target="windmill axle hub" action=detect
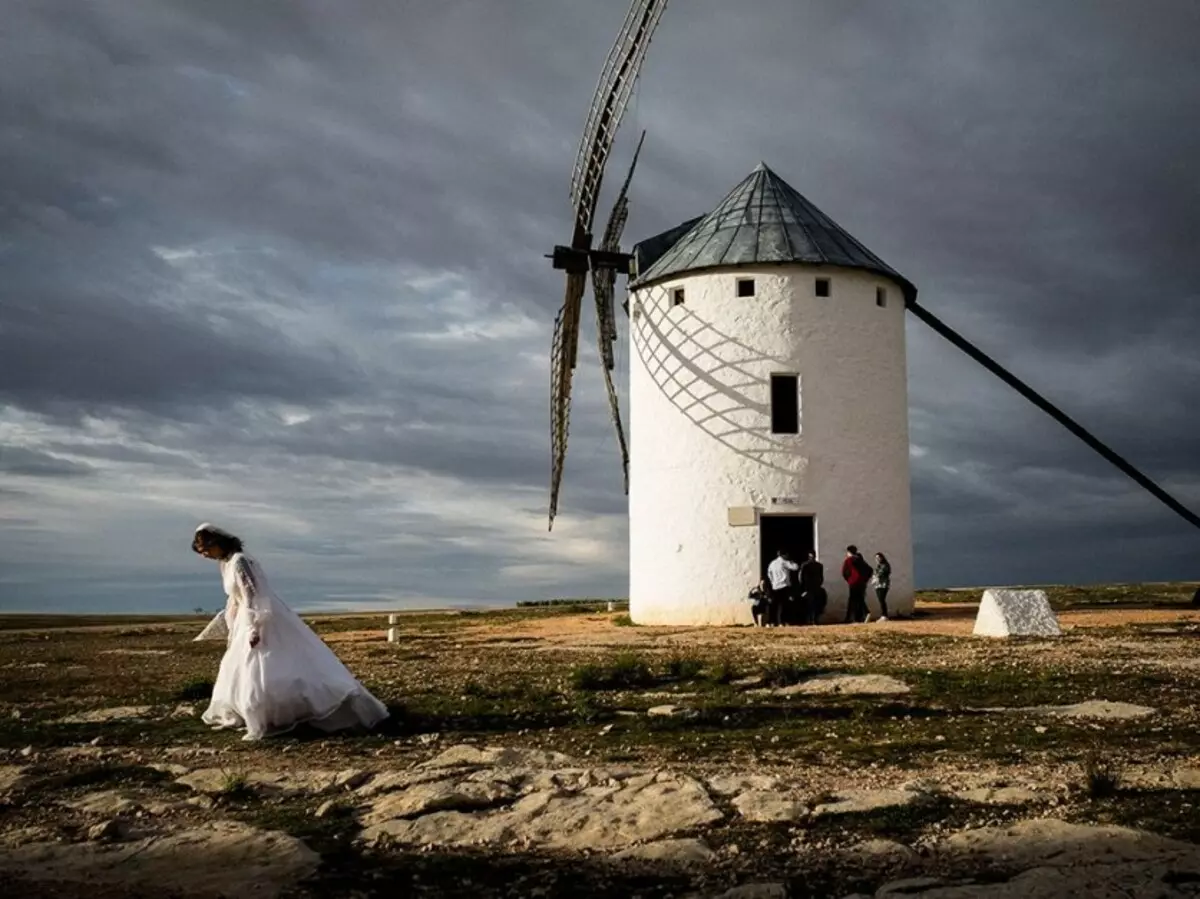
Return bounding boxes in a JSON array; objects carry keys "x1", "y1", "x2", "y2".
[{"x1": 550, "y1": 245, "x2": 633, "y2": 276}]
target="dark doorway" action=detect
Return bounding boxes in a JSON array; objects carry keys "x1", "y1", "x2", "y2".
[{"x1": 759, "y1": 514, "x2": 816, "y2": 581}]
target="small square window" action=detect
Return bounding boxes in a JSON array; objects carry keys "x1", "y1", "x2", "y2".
[
  {"x1": 671, "y1": 287, "x2": 685, "y2": 307},
  {"x1": 737, "y1": 278, "x2": 755, "y2": 298},
  {"x1": 815, "y1": 278, "x2": 831, "y2": 298},
  {"x1": 876, "y1": 287, "x2": 887, "y2": 308}
]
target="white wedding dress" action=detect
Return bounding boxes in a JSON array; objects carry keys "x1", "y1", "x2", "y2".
[{"x1": 201, "y1": 552, "x2": 388, "y2": 740}]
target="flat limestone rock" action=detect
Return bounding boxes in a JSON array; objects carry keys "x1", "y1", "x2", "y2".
[
  {"x1": 0, "y1": 765, "x2": 32, "y2": 795},
  {"x1": 973, "y1": 590, "x2": 1061, "y2": 638},
  {"x1": 750, "y1": 674, "x2": 910, "y2": 697},
  {"x1": 61, "y1": 789, "x2": 194, "y2": 817},
  {"x1": 732, "y1": 790, "x2": 808, "y2": 823},
  {"x1": 812, "y1": 789, "x2": 920, "y2": 817},
  {"x1": 177, "y1": 768, "x2": 366, "y2": 797},
  {"x1": 420, "y1": 745, "x2": 574, "y2": 771},
  {"x1": 54, "y1": 706, "x2": 156, "y2": 725},
  {"x1": 363, "y1": 773, "x2": 722, "y2": 851},
  {"x1": 939, "y1": 819, "x2": 1197, "y2": 869},
  {"x1": 845, "y1": 838, "x2": 920, "y2": 867},
  {"x1": 707, "y1": 773, "x2": 781, "y2": 796},
  {"x1": 956, "y1": 787, "x2": 1046, "y2": 806},
  {"x1": 0, "y1": 820, "x2": 318, "y2": 899},
  {"x1": 100, "y1": 649, "x2": 172, "y2": 656},
  {"x1": 1038, "y1": 700, "x2": 1155, "y2": 720},
  {"x1": 361, "y1": 778, "x2": 516, "y2": 826},
  {"x1": 610, "y1": 837, "x2": 716, "y2": 866}
]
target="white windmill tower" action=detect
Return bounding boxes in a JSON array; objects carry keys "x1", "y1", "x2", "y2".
[{"x1": 626, "y1": 164, "x2": 918, "y2": 624}]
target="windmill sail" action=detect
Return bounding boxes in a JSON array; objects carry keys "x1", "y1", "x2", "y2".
[
  {"x1": 589, "y1": 131, "x2": 645, "y2": 496},
  {"x1": 570, "y1": 1, "x2": 669, "y2": 235},
  {"x1": 549, "y1": 273, "x2": 588, "y2": 530},
  {"x1": 549, "y1": 0, "x2": 669, "y2": 530}
]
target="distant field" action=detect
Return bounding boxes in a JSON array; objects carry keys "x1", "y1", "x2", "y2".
[{"x1": 0, "y1": 583, "x2": 1191, "y2": 632}]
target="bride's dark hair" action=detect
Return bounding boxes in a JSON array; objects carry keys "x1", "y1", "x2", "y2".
[{"x1": 192, "y1": 526, "x2": 244, "y2": 559}]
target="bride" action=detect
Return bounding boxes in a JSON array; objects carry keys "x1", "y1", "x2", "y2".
[{"x1": 192, "y1": 523, "x2": 388, "y2": 741}]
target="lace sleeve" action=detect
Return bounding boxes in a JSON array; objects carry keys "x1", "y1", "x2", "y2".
[{"x1": 232, "y1": 556, "x2": 272, "y2": 632}]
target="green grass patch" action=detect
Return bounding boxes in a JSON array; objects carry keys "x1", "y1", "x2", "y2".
[{"x1": 571, "y1": 653, "x2": 656, "y2": 691}]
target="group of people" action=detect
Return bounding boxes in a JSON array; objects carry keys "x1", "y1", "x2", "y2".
[{"x1": 749, "y1": 544, "x2": 892, "y2": 627}]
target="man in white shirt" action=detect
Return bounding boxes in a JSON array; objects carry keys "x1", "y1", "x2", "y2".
[{"x1": 765, "y1": 550, "x2": 799, "y2": 627}]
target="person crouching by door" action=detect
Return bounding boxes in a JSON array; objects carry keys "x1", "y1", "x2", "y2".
[
  {"x1": 766, "y1": 550, "x2": 799, "y2": 628},
  {"x1": 747, "y1": 579, "x2": 770, "y2": 626},
  {"x1": 842, "y1": 545, "x2": 873, "y2": 624}
]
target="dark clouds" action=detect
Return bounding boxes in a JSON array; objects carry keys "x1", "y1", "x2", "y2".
[{"x1": 1, "y1": 0, "x2": 1198, "y2": 612}]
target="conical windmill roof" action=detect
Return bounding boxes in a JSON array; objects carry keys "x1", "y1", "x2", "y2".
[{"x1": 632, "y1": 162, "x2": 916, "y2": 302}]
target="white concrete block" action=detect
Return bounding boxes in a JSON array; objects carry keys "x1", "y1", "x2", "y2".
[
  {"x1": 973, "y1": 589, "x2": 1061, "y2": 638},
  {"x1": 193, "y1": 612, "x2": 228, "y2": 642}
]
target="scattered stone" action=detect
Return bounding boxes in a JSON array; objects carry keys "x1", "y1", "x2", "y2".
[
  {"x1": 416, "y1": 733, "x2": 440, "y2": 746},
  {"x1": 314, "y1": 799, "x2": 344, "y2": 819},
  {"x1": 86, "y1": 819, "x2": 131, "y2": 843},
  {"x1": 812, "y1": 789, "x2": 920, "y2": 817},
  {"x1": 731, "y1": 675, "x2": 763, "y2": 687},
  {"x1": 19, "y1": 746, "x2": 33, "y2": 759},
  {"x1": 9, "y1": 709, "x2": 21, "y2": 720},
  {"x1": 648, "y1": 704, "x2": 697, "y2": 718},
  {"x1": 0, "y1": 821, "x2": 318, "y2": 899},
  {"x1": 732, "y1": 790, "x2": 808, "y2": 823},
  {"x1": 611, "y1": 837, "x2": 716, "y2": 866}
]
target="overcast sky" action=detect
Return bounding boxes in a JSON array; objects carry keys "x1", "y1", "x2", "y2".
[{"x1": 2, "y1": 0, "x2": 1198, "y2": 614}]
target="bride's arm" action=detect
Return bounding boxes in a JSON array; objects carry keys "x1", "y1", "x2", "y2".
[{"x1": 232, "y1": 557, "x2": 271, "y2": 648}]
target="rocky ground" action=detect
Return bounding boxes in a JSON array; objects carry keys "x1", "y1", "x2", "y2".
[{"x1": 1, "y1": 583, "x2": 1198, "y2": 897}]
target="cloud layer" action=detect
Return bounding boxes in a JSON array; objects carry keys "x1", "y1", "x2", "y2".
[{"x1": 2, "y1": 0, "x2": 1198, "y2": 612}]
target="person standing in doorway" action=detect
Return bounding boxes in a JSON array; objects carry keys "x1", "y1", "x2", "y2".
[
  {"x1": 766, "y1": 550, "x2": 799, "y2": 627},
  {"x1": 872, "y1": 552, "x2": 892, "y2": 622},
  {"x1": 841, "y1": 545, "x2": 872, "y2": 624},
  {"x1": 799, "y1": 551, "x2": 825, "y2": 625}
]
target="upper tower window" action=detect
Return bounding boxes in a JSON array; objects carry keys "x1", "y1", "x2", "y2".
[
  {"x1": 876, "y1": 287, "x2": 888, "y2": 308},
  {"x1": 815, "y1": 277, "x2": 831, "y2": 298},
  {"x1": 737, "y1": 278, "x2": 756, "y2": 298},
  {"x1": 672, "y1": 287, "x2": 685, "y2": 307},
  {"x1": 769, "y1": 373, "x2": 800, "y2": 434}
]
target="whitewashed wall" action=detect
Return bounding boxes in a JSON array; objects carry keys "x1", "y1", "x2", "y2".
[{"x1": 627, "y1": 265, "x2": 913, "y2": 625}]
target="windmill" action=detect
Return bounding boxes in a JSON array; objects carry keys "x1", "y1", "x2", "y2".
[
  {"x1": 546, "y1": 0, "x2": 1200, "y2": 546},
  {"x1": 547, "y1": 0, "x2": 669, "y2": 531}
]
